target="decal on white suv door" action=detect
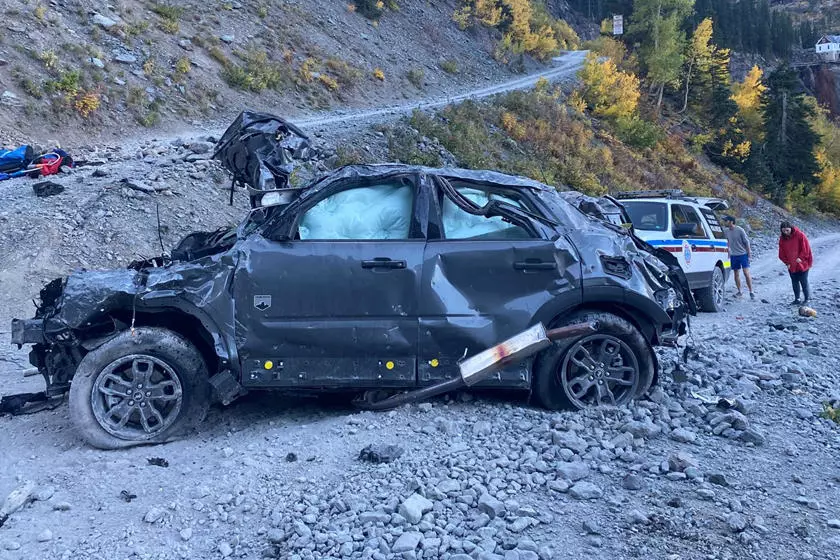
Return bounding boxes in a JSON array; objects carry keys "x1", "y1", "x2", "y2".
[{"x1": 682, "y1": 240, "x2": 693, "y2": 267}]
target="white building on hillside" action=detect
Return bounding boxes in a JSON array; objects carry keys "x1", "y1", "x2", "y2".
[{"x1": 816, "y1": 35, "x2": 840, "y2": 61}]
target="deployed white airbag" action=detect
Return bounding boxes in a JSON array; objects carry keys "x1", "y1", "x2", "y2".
[
  {"x1": 442, "y1": 187, "x2": 527, "y2": 240},
  {"x1": 298, "y1": 182, "x2": 412, "y2": 240}
]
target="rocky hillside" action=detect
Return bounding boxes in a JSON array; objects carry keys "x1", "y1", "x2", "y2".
[
  {"x1": 773, "y1": 0, "x2": 838, "y2": 25},
  {"x1": 0, "y1": 0, "x2": 576, "y2": 147}
]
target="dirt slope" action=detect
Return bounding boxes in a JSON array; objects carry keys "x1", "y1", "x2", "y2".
[{"x1": 0, "y1": 0, "x2": 574, "y2": 147}]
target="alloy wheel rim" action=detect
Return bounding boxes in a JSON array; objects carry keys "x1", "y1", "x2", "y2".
[
  {"x1": 91, "y1": 354, "x2": 183, "y2": 440},
  {"x1": 713, "y1": 268, "x2": 724, "y2": 307},
  {"x1": 558, "y1": 334, "x2": 639, "y2": 408}
]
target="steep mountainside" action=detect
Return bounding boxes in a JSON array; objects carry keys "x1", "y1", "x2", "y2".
[{"x1": 0, "y1": 0, "x2": 573, "y2": 146}]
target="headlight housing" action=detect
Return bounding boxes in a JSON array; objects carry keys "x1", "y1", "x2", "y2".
[{"x1": 655, "y1": 287, "x2": 679, "y2": 311}]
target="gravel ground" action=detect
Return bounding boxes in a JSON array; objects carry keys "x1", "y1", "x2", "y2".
[{"x1": 1, "y1": 231, "x2": 839, "y2": 560}]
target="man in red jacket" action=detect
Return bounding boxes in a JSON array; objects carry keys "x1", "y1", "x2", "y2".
[{"x1": 778, "y1": 221, "x2": 813, "y2": 305}]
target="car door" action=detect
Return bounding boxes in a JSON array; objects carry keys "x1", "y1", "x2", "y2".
[
  {"x1": 696, "y1": 205, "x2": 730, "y2": 268},
  {"x1": 231, "y1": 172, "x2": 425, "y2": 388},
  {"x1": 417, "y1": 176, "x2": 581, "y2": 388},
  {"x1": 670, "y1": 203, "x2": 716, "y2": 289}
]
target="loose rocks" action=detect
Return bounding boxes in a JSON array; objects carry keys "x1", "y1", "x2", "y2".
[
  {"x1": 392, "y1": 531, "x2": 422, "y2": 553},
  {"x1": 569, "y1": 482, "x2": 603, "y2": 500},
  {"x1": 399, "y1": 493, "x2": 433, "y2": 524}
]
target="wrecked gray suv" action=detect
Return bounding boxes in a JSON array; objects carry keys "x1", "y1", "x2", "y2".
[{"x1": 10, "y1": 112, "x2": 694, "y2": 449}]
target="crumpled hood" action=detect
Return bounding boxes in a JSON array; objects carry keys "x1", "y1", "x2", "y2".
[{"x1": 49, "y1": 252, "x2": 236, "y2": 330}]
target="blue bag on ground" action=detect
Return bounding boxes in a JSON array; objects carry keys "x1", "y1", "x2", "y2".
[{"x1": 0, "y1": 146, "x2": 34, "y2": 174}]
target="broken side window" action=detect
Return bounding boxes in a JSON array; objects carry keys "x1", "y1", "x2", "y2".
[
  {"x1": 671, "y1": 204, "x2": 708, "y2": 240},
  {"x1": 297, "y1": 179, "x2": 414, "y2": 240},
  {"x1": 439, "y1": 184, "x2": 534, "y2": 241}
]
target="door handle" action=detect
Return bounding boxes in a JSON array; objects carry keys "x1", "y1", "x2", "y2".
[
  {"x1": 362, "y1": 258, "x2": 406, "y2": 269},
  {"x1": 513, "y1": 260, "x2": 556, "y2": 271}
]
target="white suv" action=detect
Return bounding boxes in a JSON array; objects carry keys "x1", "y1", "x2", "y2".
[{"x1": 614, "y1": 190, "x2": 731, "y2": 312}]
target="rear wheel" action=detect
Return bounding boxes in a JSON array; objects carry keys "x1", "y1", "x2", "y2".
[
  {"x1": 533, "y1": 311, "x2": 655, "y2": 410},
  {"x1": 696, "y1": 265, "x2": 724, "y2": 312},
  {"x1": 69, "y1": 327, "x2": 210, "y2": 449}
]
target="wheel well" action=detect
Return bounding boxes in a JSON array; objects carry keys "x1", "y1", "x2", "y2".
[
  {"x1": 109, "y1": 310, "x2": 220, "y2": 377},
  {"x1": 548, "y1": 303, "x2": 656, "y2": 344},
  {"x1": 546, "y1": 304, "x2": 660, "y2": 389}
]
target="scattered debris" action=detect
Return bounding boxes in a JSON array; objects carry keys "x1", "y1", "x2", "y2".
[
  {"x1": 120, "y1": 490, "x2": 137, "y2": 503},
  {"x1": 358, "y1": 444, "x2": 404, "y2": 464},
  {"x1": 799, "y1": 305, "x2": 817, "y2": 317},
  {"x1": 147, "y1": 457, "x2": 169, "y2": 468},
  {"x1": 32, "y1": 181, "x2": 64, "y2": 197},
  {"x1": 285, "y1": 452, "x2": 297, "y2": 463},
  {"x1": 143, "y1": 507, "x2": 165, "y2": 523},
  {"x1": 0, "y1": 146, "x2": 73, "y2": 181},
  {"x1": 0, "y1": 391, "x2": 62, "y2": 416}
]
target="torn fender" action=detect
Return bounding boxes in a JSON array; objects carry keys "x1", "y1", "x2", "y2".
[{"x1": 15, "y1": 255, "x2": 240, "y2": 373}]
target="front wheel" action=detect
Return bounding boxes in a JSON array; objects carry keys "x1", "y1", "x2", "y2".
[
  {"x1": 533, "y1": 311, "x2": 655, "y2": 410},
  {"x1": 696, "y1": 265, "x2": 724, "y2": 312},
  {"x1": 69, "y1": 327, "x2": 210, "y2": 449}
]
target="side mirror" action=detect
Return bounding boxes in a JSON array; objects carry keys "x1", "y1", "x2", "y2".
[{"x1": 673, "y1": 223, "x2": 696, "y2": 238}]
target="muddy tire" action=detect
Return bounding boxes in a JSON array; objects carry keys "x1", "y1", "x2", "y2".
[
  {"x1": 69, "y1": 327, "x2": 210, "y2": 450},
  {"x1": 533, "y1": 311, "x2": 655, "y2": 410},
  {"x1": 696, "y1": 265, "x2": 725, "y2": 312}
]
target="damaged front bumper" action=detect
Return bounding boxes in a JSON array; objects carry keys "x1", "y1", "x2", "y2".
[
  {"x1": 11, "y1": 318, "x2": 46, "y2": 345},
  {"x1": 9, "y1": 316, "x2": 82, "y2": 398}
]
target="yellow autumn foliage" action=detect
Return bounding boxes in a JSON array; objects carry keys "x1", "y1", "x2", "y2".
[
  {"x1": 577, "y1": 52, "x2": 640, "y2": 120},
  {"x1": 731, "y1": 65, "x2": 766, "y2": 142},
  {"x1": 453, "y1": 0, "x2": 578, "y2": 60},
  {"x1": 808, "y1": 97, "x2": 840, "y2": 213},
  {"x1": 500, "y1": 111, "x2": 527, "y2": 139}
]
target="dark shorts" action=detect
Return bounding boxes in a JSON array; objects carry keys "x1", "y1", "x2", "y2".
[{"x1": 731, "y1": 254, "x2": 750, "y2": 270}]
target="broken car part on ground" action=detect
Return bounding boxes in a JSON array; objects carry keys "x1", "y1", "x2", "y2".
[{"x1": 9, "y1": 111, "x2": 695, "y2": 449}]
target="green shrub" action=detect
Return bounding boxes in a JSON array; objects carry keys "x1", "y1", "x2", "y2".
[
  {"x1": 614, "y1": 116, "x2": 662, "y2": 149},
  {"x1": 45, "y1": 70, "x2": 81, "y2": 96},
  {"x1": 221, "y1": 48, "x2": 287, "y2": 92},
  {"x1": 353, "y1": 0, "x2": 386, "y2": 20},
  {"x1": 440, "y1": 59, "x2": 458, "y2": 74},
  {"x1": 406, "y1": 68, "x2": 424, "y2": 88},
  {"x1": 325, "y1": 58, "x2": 362, "y2": 87},
  {"x1": 151, "y1": 3, "x2": 183, "y2": 33},
  {"x1": 386, "y1": 126, "x2": 444, "y2": 166},
  {"x1": 821, "y1": 402, "x2": 840, "y2": 424}
]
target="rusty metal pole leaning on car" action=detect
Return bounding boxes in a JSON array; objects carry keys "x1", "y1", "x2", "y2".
[{"x1": 357, "y1": 321, "x2": 598, "y2": 411}]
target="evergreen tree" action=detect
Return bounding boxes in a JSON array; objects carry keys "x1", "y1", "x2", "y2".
[
  {"x1": 702, "y1": 46, "x2": 751, "y2": 171},
  {"x1": 756, "y1": 0, "x2": 771, "y2": 57},
  {"x1": 761, "y1": 65, "x2": 821, "y2": 204}
]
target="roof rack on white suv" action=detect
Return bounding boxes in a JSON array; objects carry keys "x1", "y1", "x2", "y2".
[{"x1": 615, "y1": 190, "x2": 729, "y2": 211}]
